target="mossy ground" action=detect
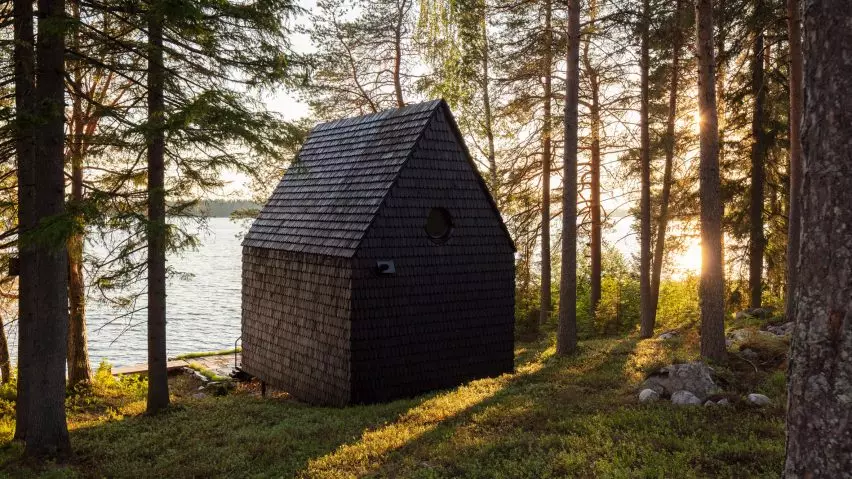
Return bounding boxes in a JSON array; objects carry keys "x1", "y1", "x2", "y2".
[{"x1": 0, "y1": 332, "x2": 786, "y2": 478}]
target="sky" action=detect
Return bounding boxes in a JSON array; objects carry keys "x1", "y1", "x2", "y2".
[{"x1": 216, "y1": 0, "x2": 703, "y2": 276}]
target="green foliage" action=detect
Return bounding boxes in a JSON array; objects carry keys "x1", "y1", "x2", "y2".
[{"x1": 655, "y1": 274, "x2": 700, "y2": 331}]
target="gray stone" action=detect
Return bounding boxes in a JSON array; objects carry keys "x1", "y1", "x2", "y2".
[
  {"x1": 671, "y1": 390, "x2": 702, "y2": 406},
  {"x1": 639, "y1": 389, "x2": 660, "y2": 403},
  {"x1": 641, "y1": 362, "x2": 720, "y2": 401},
  {"x1": 717, "y1": 398, "x2": 731, "y2": 406},
  {"x1": 704, "y1": 400, "x2": 716, "y2": 407},
  {"x1": 740, "y1": 348, "x2": 758, "y2": 359},
  {"x1": 658, "y1": 330, "x2": 678, "y2": 340},
  {"x1": 766, "y1": 321, "x2": 794, "y2": 336},
  {"x1": 192, "y1": 392, "x2": 206, "y2": 399},
  {"x1": 747, "y1": 393, "x2": 771, "y2": 406}
]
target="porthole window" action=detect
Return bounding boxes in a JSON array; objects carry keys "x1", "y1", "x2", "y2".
[{"x1": 425, "y1": 208, "x2": 453, "y2": 243}]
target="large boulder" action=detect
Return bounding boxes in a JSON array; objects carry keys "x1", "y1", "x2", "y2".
[
  {"x1": 638, "y1": 388, "x2": 660, "y2": 403},
  {"x1": 641, "y1": 362, "x2": 720, "y2": 401}
]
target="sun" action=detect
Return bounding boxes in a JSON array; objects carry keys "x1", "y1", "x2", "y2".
[{"x1": 671, "y1": 238, "x2": 702, "y2": 278}]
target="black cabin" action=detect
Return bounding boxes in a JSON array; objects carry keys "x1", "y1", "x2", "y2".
[{"x1": 241, "y1": 100, "x2": 515, "y2": 405}]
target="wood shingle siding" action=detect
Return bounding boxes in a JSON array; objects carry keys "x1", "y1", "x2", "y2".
[{"x1": 242, "y1": 100, "x2": 515, "y2": 405}]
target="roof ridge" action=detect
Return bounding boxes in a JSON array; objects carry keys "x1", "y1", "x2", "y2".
[{"x1": 312, "y1": 99, "x2": 443, "y2": 133}]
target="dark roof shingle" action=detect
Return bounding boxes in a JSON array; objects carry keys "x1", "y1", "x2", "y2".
[{"x1": 243, "y1": 100, "x2": 442, "y2": 256}]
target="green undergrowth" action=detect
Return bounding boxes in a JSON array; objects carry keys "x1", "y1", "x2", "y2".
[{"x1": 0, "y1": 333, "x2": 785, "y2": 478}]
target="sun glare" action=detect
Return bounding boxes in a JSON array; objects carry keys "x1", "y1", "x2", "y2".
[{"x1": 672, "y1": 238, "x2": 702, "y2": 278}]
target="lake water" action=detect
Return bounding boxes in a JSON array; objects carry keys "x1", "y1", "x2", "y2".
[
  {"x1": 7, "y1": 217, "x2": 245, "y2": 368},
  {"x1": 87, "y1": 217, "x2": 244, "y2": 367}
]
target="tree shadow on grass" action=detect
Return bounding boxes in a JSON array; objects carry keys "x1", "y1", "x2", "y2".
[{"x1": 300, "y1": 336, "x2": 784, "y2": 478}]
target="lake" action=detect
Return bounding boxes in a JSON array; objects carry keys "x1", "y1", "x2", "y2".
[{"x1": 5, "y1": 217, "x2": 245, "y2": 368}]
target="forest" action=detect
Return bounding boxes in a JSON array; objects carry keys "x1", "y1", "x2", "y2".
[{"x1": 0, "y1": 0, "x2": 850, "y2": 477}]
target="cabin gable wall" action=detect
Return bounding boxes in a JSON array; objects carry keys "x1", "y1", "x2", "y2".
[{"x1": 349, "y1": 110, "x2": 515, "y2": 403}]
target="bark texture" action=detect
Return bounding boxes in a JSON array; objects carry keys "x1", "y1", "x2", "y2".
[
  {"x1": 784, "y1": 0, "x2": 803, "y2": 321},
  {"x1": 0, "y1": 315, "x2": 9, "y2": 383},
  {"x1": 25, "y1": 0, "x2": 71, "y2": 458},
  {"x1": 784, "y1": 0, "x2": 852, "y2": 474},
  {"x1": 13, "y1": 0, "x2": 35, "y2": 442},
  {"x1": 557, "y1": 0, "x2": 580, "y2": 356},
  {"x1": 67, "y1": 0, "x2": 92, "y2": 386},
  {"x1": 146, "y1": 6, "x2": 170, "y2": 414},
  {"x1": 638, "y1": 0, "x2": 653, "y2": 338},
  {"x1": 749, "y1": 2, "x2": 767, "y2": 308},
  {"x1": 582, "y1": 0, "x2": 602, "y2": 319},
  {"x1": 539, "y1": 0, "x2": 553, "y2": 329},
  {"x1": 652, "y1": 0, "x2": 684, "y2": 316},
  {"x1": 695, "y1": 0, "x2": 726, "y2": 361}
]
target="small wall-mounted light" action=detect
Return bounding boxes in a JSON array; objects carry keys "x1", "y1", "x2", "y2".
[{"x1": 376, "y1": 260, "x2": 396, "y2": 275}]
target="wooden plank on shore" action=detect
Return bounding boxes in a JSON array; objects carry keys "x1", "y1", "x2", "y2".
[{"x1": 112, "y1": 360, "x2": 189, "y2": 376}]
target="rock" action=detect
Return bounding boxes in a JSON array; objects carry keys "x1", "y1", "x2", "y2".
[
  {"x1": 657, "y1": 330, "x2": 678, "y2": 340},
  {"x1": 717, "y1": 398, "x2": 731, "y2": 406},
  {"x1": 639, "y1": 389, "x2": 660, "y2": 403},
  {"x1": 766, "y1": 321, "x2": 794, "y2": 336},
  {"x1": 735, "y1": 311, "x2": 749, "y2": 321},
  {"x1": 704, "y1": 400, "x2": 716, "y2": 407},
  {"x1": 747, "y1": 393, "x2": 771, "y2": 406},
  {"x1": 740, "y1": 348, "x2": 758, "y2": 359},
  {"x1": 671, "y1": 390, "x2": 702, "y2": 406},
  {"x1": 192, "y1": 392, "x2": 206, "y2": 399},
  {"x1": 641, "y1": 362, "x2": 720, "y2": 401},
  {"x1": 746, "y1": 307, "x2": 772, "y2": 319}
]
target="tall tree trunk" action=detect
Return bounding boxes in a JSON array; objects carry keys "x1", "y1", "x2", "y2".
[
  {"x1": 784, "y1": 0, "x2": 852, "y2": 473},
  {"x1": 26, "y1": 0, "x2": 71, "y2": 458},
  {"x1": 539, "y1": 0, "x2": 553, "y2": 329},
  {"x1": 784, "y1": 0, "x2": 803, "y2": 321},
  {"x1": 480, "y1": 14, "x2": 497, "y2": 194},
  {"x1": 651, "y1": 0, "x2": 684, "y2": 316},
  {"x1": 146, "y1": 5, "x2": 170, "y2": 414},
  {"x1": 638, "y1": 0, "x2": 653, "y2": 338},
  {"x1": 0, "y1": 315, "x2": 10, "y2": 383},
  {"x1": 13, "y1": 0, "x2": 35, "y2": 443},
  {"x1": 748, "y1": 4, "x2": 766, "y2": 308},
  {"x1": 695, "y1": 0, "x2": 726, "y2": 361},
  {"x1": 582, "y1": 0, "x2": 602, "y2": 320},
  {"x1": 67, "y1": 0, "x2": 92, "y2": 386},
  {"x1": 557, "y1": 0, "x2": 580, "y2": 356},
  {"x1": 393, "y1": 0, "x2": 406, "y2": 108}
]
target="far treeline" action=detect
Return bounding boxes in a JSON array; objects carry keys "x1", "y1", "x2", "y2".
[
  {"x1": 182, "y1": 200, "x2": 262, "y2": 218},
  {"x1": 0, "y1": 0, "x2": 849, "y2": 476}
]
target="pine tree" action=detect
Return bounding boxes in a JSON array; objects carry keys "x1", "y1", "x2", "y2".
[
  {"x1": 695, "y1": 0, "x2": 726, "y2": 361},
  {"x1": 784, "y1": 0, "x2": 852, "y2": 473}
]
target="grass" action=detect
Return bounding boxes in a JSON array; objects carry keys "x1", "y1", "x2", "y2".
[
  {"x1": 173, "y1": 347, "x2": 241, "y2": 360},
  {"x1": 0, "y1": 332, "x2": 786, "y2": 478}
]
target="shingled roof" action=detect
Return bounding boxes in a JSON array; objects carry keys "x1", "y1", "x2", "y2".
[{"x1": 243, "y1": 99, "x2": 509, "y2": 257}]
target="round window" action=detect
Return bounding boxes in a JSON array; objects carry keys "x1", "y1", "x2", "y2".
[{"x1": 425, "y1": 208, "x2": 453, "y2": 242}]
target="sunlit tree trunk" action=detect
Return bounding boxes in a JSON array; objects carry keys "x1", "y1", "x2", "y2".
[
  {"x1": 748, "y1": 0, "x2": 766, "y2": 308},
  {"x1": 695, "y1": 0, "x2": 726, "y2": 361},
  {"x1": 146, "y1": 3, "x2": 170, "y2": 414},
  {"x1": 67, "y1": 0, "x2": 92, "y2": 387},
  {"x1": 557, "y1": 0, "x2": 581, "y2": 356},
  {"x1": 582, "y1": 0, "x2": 602, "y2": 320},
  {"x1": 26, "y1": 0, "x2": 71, "y2": 458},
  {"x1": 784, "y1": 0, "x2": 852, "y2": 473},
  {"x1": 13, "y1": 0, "x2": 35, "y2": 443},
  {"x1": 784, "y1": 0, "x2": 803, "y2": 321},
  {"x1": 638, "y1": 0, "x2": 653, "y2": 338},
  {"x1": 393, "y1": 0, "x2": 406, "y2": 108},
  {"x1": 539, "y1": 0, "x2": 553, "y2": 329},
  {"x1": 651, "y1": 0, "x2": 685, "y2": 316},
  {"x1": 480, "y1": 13, "x2": 497, "y2": 194}
]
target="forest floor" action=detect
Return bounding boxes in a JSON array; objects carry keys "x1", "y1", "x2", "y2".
[{"x1": 0, "y1": 329, "x2": 787, "y2": 478}]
